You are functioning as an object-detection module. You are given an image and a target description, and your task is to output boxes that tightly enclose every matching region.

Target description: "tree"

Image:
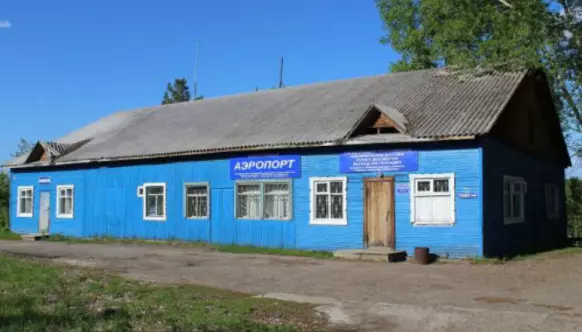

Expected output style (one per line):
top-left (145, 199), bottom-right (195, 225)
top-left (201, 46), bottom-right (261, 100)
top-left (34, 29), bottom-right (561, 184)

top-left (11, 138), bottom-right (33, 158)
top-left (0, 172), bottom-right (8, 232)
top-left (566, 177), bottom-right (582, 237)
top-left (161, 78), bottom-right (200, 105)
top-left (376, 0), bottom-right (582, 153)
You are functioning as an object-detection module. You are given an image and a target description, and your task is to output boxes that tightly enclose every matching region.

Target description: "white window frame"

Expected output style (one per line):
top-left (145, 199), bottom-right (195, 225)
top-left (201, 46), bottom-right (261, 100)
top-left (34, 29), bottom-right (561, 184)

top-left (545, 183), bottom-right (559, 220)
top-left (56, 185), bottom-right (75, 219)
top-left (309, 177), bottom-right (348, 226)
top-left (503, 175), bottom-right (527, 225)
top-left (184, 182), bottom-right (210, 219)
top-left (142, 183), bottom-right (167, 221)
top-left (235, 180), bottom-right (292, 221)
top-left (16, 186), bottom-right (34, 218)
top-left (409, 173), bottom-right (456, 225)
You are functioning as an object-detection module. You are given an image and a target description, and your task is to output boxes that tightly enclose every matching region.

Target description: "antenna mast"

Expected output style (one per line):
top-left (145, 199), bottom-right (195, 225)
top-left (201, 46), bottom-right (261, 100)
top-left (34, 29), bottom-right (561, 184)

top-left (193, 42), bottom-right (200, 99)
top-left (278, 57), bottom-right (284, 89)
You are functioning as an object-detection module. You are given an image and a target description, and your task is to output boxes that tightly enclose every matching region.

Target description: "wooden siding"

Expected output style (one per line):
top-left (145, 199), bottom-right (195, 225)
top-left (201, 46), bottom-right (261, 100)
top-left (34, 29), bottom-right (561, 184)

top-left (11, 145), bottom-right (483, 258)
top-left (482, 137), bottom-right (567, 257)
top-left (490, 75), bottom-right (567, 165)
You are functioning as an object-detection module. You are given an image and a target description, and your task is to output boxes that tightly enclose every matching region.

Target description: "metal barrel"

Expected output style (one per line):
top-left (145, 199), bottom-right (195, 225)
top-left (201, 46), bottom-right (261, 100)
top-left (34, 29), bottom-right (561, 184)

top-left (414, 247), bottom-right (430, 265)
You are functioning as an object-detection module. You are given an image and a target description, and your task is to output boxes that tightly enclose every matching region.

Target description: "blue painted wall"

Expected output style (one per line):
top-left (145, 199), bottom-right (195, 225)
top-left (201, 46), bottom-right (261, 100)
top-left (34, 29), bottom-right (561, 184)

top-left (10, 144), bottom-right (483, 257)
top-left (482, 138), bottom-right (567, 257)
top-left (293, 148), bottom-right (483, 257)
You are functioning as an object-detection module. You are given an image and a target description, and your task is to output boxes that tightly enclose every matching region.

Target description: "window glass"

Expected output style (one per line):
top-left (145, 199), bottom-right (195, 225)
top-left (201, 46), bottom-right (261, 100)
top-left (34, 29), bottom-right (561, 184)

top-left (503, 176), bottom-right (526, 224)
top-left (310, 178), bottom-right (346, 224)
top-left (433, 179), bottom-right (449, 193)
top-left (264, 183), bottom-right (290, 219)
top-left (416, 180), bottom-right (430, 192)
top-left (410, 174), bottom-right (455, 224)
top-left (236, 184), bottom-right (262, 219)
top-left (185, 185), bottom-right (209, 218)
top-left (57, 186), bottom-right (74, 217)
top-left (145, 185), bottom-right (165, 219)
top-left (18, 187), bottom-right (33, 216)
top-left (545, 184), bottom-right (559, 219)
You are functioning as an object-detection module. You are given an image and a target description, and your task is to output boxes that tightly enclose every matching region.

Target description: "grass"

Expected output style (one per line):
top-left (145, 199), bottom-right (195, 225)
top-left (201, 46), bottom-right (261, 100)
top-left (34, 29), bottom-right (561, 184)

top-left (0, 253), bottom-right (328, 331)
top-left (466, 246), bottom-right (582, 264)
top-left (0, 232), bottom-right (22, 240)
top-left (45, 234), bottom-right (335, 259)
top-left (465, 257), bottom-right (507, 265)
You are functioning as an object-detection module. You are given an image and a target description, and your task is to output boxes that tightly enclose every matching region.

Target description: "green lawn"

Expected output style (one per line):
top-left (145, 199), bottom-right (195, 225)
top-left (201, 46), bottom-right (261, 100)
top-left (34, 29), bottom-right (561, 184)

top-left (0, 232), bottom-right (22, 240)
top-left (0, 254), bottom-right (328, 331)
top-left (466, 246), bottom-right (582, 264)
top-left (45, 234), bottom-right (335, 259)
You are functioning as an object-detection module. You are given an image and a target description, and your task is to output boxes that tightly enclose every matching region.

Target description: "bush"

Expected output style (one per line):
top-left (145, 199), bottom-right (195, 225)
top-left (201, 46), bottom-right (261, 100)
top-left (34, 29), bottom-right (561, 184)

top-left (567, 178), bottom-right (582, 238)
top-left (0, 172), bottom-right (8, 232)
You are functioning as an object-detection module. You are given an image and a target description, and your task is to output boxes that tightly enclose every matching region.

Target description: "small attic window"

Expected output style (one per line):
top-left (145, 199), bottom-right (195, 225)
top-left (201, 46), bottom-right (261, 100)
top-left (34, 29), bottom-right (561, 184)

top-left (350, 108), bottom-right (407, 138)
top-left (373, 127), bottom-right (400, 134)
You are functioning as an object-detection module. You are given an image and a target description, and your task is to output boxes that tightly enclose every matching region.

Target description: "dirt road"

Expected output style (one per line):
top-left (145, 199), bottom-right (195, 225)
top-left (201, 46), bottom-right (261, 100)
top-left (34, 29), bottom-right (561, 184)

top-left (1, 240), bottom-right (582, 331)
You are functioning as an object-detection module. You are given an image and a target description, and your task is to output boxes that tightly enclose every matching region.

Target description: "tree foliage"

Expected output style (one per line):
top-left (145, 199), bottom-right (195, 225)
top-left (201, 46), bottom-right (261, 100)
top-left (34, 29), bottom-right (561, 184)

top-left (377, 0), bottom-right (582, 152)
top-left (161, 78), bottom-right (203, 105)
top-left (11, 138), bottom-right (33, 158)
top-left (0, 172), bottom-right (8, 232)
top-left (566, 177), bottom-right (582, 237)
top-left (1, 139), bottom-right (34, 232)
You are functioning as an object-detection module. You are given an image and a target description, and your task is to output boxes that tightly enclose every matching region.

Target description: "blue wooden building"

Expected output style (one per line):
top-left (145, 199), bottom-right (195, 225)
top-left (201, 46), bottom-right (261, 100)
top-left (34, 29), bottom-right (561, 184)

top-left (3, 69), bottom-right (570, 258)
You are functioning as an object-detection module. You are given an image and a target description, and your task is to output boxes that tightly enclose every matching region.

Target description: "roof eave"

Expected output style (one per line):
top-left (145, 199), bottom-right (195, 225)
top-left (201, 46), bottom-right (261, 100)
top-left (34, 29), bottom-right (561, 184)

top-left (9, 135), bottom-right (480, 170)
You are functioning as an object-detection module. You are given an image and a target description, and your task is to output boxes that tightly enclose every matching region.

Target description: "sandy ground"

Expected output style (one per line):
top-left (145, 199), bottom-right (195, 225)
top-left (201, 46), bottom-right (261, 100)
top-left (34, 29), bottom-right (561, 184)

top-left (1, 240), bottom-right (582, 331)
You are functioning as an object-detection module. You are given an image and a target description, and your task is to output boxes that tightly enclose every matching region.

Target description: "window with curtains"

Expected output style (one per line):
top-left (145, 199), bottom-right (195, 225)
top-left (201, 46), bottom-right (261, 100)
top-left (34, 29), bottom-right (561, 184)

top-left (17, 186), bottom-right (34, 217)
top-left (56, 185), bottom-right (74, 218)
top-left (409, 174), bottom-right (455, 225)
top-left (185, 183), bottom-right (209, 218)
top-left (309, 177), bottom-right (347, 225)
top-left (143, 183), bottom-right (166, 221)
top-left (236, 181), bottom-right (291, 220)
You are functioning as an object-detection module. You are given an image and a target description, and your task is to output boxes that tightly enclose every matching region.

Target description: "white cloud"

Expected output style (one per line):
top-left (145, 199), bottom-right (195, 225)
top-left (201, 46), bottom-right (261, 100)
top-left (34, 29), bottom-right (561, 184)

top-left (0, 21), bottom-right (11, 28)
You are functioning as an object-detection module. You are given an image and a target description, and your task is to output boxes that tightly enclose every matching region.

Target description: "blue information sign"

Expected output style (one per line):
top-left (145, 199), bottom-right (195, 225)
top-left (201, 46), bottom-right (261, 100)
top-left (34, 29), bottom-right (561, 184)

top-left (458, 192), bottom-right (478, 199)
top-left (38, 176), bottom-right (51, 184)
top-left (230, 155), bottom-right (301, 180)
top-left (396, 184), bottom-right (410, 194)
top-left (340, 151), bottom-right (418, 173)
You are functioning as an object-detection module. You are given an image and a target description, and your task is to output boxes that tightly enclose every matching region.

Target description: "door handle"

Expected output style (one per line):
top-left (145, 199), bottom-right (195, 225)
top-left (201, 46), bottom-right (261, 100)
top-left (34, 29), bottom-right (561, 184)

top-left (386, 210), bottom-right (391, 222)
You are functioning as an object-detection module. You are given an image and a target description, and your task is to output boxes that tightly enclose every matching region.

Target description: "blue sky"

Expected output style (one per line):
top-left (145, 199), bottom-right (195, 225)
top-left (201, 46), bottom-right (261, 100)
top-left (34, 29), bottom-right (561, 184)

top-left (0, 0), bottom-right (397, 161)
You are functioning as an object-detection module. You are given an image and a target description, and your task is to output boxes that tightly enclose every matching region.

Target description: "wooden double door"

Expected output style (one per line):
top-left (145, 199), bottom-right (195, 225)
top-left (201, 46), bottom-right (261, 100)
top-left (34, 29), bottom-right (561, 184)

top-left (364, 178), bottom-right (395, 248)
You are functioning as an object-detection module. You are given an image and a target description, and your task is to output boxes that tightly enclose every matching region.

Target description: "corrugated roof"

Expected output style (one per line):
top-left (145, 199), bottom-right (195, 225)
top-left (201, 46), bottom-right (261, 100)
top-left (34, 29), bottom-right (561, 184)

top-left (4, 68), bottom-right (529, 168)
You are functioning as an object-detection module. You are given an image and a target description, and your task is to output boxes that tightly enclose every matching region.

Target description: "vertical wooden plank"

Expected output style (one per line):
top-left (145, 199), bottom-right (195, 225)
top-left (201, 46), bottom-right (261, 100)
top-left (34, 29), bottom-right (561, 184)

top-left (364, 178), bottom-right (395, 248)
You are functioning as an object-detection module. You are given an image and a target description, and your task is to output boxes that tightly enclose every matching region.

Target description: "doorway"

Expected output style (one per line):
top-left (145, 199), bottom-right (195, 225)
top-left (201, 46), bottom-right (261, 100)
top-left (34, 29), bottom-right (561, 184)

top-left (39, 192), bottom-right (50, 234)
top-left (364, 178), bottom-right (395, 248)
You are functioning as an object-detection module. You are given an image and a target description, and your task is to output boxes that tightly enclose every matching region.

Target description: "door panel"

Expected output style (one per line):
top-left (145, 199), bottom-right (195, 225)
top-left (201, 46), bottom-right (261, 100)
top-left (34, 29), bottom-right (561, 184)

top-left (365, 179), bottom-right (394, 247)
top-left (39, 192), bottom-right (50, 233)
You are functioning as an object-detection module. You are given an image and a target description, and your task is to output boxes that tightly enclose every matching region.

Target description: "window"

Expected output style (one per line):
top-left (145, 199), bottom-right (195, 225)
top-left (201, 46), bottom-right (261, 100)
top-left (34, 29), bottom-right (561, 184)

top-left (504, 176), bottom-right (527, 224)
top-left (309, 177), bottom-right (347, 225)
top-left (236, 181), bottom-right (290, 220)
top-left (143, 183), bottom-right (166, 221)
top-left (545, 183), bottom-right (559, 219)
top-left (17, 186), bottom-right (34, 217)
top-left (410, 174), bottom-right (455, 225)
top-left (185, 183), bottom-right (209, 219)
top-left (56, 185), bottom-right (74, 218)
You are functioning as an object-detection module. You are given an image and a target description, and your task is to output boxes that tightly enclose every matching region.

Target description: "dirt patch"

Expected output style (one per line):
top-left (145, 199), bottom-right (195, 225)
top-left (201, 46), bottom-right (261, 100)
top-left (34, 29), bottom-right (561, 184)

top-left (531, 303), bottom-right (573, 311)
top-left (266, 257), bottom-right (322, 266)
top-left (473, 296), bottom-right (524, 304)
top-left (143, 253), bottom-right (164, 258)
